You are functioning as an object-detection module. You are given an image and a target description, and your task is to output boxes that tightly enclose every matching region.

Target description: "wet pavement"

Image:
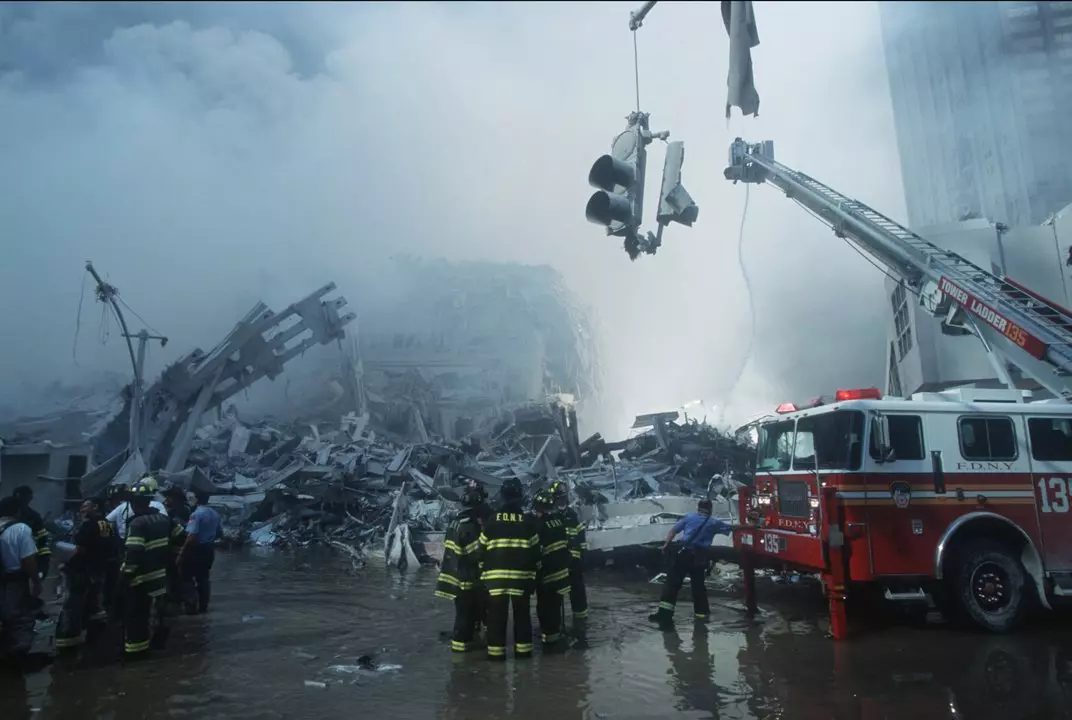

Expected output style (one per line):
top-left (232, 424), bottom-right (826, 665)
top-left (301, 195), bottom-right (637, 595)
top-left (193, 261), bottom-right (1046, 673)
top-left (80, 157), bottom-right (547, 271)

top-left (2, 549), bottom-right (1072, 719)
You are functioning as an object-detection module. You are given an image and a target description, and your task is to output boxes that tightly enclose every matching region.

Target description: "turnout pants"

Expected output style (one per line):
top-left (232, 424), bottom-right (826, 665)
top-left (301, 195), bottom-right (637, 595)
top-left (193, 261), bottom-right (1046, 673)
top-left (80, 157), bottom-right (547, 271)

top-left (654, 548), bottom-right (710, 622)
top-left (569, 562), bottom-right (588, 619)
top-left (485, 593), bottom-right (533, 660)
top-left (0, 574), bottom-right (35, 659)
top-left (123, 588), bottom-right (166, 657)
top-left (536, 586), bottom-right (565, 644)
top-left (451, 591), bottom-right (483, 653)
top-left (55, 573), bottom-right (106, 650)
top-left (182, 545), bottom-right (215, 614)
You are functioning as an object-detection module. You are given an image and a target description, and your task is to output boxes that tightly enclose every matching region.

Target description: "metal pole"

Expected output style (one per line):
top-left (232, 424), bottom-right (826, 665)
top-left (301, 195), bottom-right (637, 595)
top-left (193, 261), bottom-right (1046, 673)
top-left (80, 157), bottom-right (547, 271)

top-left (85, 261), bottom-right (139, 383)
top-left (129, 330), bottom-right (149, 456)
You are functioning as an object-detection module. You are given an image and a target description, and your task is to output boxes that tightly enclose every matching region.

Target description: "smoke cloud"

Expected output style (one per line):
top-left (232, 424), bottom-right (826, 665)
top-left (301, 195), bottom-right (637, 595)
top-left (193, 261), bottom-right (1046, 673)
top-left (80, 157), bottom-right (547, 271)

top-left (0, 1), bottom-right (903, 436)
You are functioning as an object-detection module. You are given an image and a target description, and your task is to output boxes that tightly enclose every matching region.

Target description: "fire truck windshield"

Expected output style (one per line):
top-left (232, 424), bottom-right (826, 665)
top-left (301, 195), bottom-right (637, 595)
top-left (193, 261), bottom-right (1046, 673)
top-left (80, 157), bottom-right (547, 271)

top-left (757, 411), bottom-right (865, 472)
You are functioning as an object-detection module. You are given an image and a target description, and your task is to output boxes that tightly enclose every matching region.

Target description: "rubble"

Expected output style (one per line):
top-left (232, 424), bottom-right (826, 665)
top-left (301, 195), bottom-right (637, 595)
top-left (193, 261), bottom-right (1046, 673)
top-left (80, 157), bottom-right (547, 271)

top-left (178, 398), bottom-right (755, 568)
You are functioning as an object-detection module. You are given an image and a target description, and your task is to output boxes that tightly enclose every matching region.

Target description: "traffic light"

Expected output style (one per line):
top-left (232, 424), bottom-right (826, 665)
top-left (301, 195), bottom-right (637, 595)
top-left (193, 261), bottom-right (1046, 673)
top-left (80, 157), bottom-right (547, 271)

top-left (655, 141), bottom-right (699, 227)
top-left (585, 113), bottom-right (649, 238)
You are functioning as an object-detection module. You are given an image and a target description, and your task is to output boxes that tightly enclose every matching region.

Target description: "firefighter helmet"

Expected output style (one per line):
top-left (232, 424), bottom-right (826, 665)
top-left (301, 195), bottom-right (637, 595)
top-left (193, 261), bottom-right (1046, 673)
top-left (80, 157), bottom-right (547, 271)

top-left (141, 476), bottom-right (159, 493)
top-left (533, 490), bottom-right (554, 510)
top-left (501, 477), bottom-right (523, 502)
top-left (461, 478), bottom-right (487, 507)
top-left (129, 481), bottom-right (155, 498)
top-left (551, 480), bottom-right (568, 504)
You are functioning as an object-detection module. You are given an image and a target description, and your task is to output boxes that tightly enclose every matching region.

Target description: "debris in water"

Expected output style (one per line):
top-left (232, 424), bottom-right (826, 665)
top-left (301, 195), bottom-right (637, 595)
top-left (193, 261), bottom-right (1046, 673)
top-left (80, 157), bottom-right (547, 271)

top-left (303, 680), bottom-right (327, 690)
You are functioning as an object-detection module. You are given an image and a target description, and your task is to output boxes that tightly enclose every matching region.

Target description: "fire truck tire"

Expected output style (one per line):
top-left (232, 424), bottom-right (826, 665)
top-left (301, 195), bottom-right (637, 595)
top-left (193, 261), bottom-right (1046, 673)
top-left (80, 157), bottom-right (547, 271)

top-left (952, 540), bottom-right (1027, 634)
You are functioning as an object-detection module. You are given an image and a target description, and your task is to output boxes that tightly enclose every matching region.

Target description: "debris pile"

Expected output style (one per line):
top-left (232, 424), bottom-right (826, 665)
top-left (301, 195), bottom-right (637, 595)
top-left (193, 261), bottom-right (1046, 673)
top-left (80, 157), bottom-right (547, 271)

top-left (181, 399), bottom-right (755, 566)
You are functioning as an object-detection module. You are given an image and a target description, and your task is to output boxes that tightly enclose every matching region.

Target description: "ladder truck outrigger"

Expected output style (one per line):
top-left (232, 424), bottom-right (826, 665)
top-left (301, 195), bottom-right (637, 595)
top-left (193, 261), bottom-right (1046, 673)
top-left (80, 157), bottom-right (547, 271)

top-left (724, 139), bottom-right (1072, 639)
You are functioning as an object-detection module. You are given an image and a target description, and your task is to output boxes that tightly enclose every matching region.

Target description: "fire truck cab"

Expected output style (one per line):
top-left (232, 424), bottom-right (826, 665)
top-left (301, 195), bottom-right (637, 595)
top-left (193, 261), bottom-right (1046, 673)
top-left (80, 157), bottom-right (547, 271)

top-left (734, 386), bottom-right (1072, 639)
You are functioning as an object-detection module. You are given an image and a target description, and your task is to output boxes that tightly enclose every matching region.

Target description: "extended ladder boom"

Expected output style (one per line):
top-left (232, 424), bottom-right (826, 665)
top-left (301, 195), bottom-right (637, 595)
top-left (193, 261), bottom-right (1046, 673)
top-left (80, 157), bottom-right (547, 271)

top-left (725, 139), bottom-right (1072, 400)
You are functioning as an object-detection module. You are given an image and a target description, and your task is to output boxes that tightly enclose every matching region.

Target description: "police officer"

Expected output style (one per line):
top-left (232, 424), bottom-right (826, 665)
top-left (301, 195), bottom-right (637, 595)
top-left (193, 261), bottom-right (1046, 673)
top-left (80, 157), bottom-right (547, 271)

top-left (533, 489), bottom-right (571, 652)
top-left (477, 478), bottom-right (540, 661)
top-left (55, 499), bottom-right (113, 652)
top-left (551, 481), bottom-right (588, 625)
top-left (11, 487), bottom-right (51, 580)
top-left (119, 481), bottom-right (184, 659)
top-left (649, 498), bottom-right (733, 627)
top-left (435, 479), bottom-right (487, 653)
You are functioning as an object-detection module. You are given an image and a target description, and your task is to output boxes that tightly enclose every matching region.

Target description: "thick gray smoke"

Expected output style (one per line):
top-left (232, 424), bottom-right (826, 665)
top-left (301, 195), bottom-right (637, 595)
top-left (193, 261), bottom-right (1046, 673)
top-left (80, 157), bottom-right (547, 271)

top-left (0, 1), bottom-right (902, 436)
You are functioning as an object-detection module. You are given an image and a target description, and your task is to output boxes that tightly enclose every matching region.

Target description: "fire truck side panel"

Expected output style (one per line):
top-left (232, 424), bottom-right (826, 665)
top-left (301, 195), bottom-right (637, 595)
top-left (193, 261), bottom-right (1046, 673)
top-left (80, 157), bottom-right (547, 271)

top-left (862, 410), bottom-right (1042, 577)
top-left (1024, 414), bottom-right (1072, 572)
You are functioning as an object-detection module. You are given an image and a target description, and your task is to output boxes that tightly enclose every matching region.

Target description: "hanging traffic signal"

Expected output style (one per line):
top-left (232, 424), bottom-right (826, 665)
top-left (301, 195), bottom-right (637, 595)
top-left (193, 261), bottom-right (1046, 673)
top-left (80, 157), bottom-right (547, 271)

top-left (655, 141), bottom-right (699, 227)
top-left (585, 113), bottom-right (650, 238)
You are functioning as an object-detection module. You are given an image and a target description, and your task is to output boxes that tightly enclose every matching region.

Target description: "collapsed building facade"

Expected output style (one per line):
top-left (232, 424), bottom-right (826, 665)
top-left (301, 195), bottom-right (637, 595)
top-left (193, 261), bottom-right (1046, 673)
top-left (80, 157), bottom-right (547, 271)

top-left (0, 257), bottom-right (755, 567)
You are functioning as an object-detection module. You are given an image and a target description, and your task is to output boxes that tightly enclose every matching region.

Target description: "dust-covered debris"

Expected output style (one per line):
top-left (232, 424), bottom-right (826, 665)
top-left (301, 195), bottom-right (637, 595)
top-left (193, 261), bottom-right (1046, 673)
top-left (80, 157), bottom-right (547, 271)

top-left (178, 396), bottom-right (754, 566)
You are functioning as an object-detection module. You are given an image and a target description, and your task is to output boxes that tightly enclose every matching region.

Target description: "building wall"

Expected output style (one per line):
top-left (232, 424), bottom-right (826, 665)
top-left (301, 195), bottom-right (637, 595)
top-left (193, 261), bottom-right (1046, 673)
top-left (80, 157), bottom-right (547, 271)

top-left (879, 1), bottom-right (1072, 228)
top-left (0, 443), bottom-right (92, 519)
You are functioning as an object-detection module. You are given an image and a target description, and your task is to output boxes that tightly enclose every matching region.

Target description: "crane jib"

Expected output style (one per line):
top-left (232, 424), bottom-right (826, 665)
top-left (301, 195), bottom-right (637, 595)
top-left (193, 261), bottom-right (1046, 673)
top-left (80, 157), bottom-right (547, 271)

top-left (937, 276), bottom-right (1047, 360)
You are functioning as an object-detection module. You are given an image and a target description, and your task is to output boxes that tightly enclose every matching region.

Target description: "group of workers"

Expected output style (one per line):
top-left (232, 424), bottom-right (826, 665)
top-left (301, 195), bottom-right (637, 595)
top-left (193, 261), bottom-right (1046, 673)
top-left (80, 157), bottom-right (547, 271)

top-left (436, 477), bottom-right (588, 660)
top-left (437, 477), bottom-right (734, 661)
top-left (0, 477), bottom-right (221, 672)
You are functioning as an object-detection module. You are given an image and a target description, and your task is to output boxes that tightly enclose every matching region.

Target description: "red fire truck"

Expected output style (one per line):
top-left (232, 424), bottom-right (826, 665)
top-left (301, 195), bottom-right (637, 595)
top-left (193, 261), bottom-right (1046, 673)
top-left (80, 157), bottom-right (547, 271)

top-left (718, 139), bottom-right (1072, 638)
top-left (734, 385), bottom-right (1072, 638)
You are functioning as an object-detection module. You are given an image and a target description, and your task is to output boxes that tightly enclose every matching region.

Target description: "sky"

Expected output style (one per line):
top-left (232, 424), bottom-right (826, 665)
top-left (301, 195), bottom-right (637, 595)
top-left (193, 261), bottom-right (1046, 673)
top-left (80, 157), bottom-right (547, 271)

top-left (0, 1), bottom-right (905, 437)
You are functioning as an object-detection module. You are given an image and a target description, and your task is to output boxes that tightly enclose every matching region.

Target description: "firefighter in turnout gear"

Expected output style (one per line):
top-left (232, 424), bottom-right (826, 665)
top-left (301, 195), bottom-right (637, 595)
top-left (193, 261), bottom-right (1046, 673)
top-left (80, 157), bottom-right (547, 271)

top-left (533, 490), bottom-right (571, 651)
top-left (12, 487), bottom-right (51, 580)
top-left (119, 481), bottom-right (184, 658)
top-left (435, 479), bottom-right (487, 653)
top-left (551, 481), bottom-right (588, 624)
top-left (55, 499), bottom-right (113, 651)
top-left (477, 477), bottom-right (540, 661)
top-left (649, 498), bottom-right (732, 628)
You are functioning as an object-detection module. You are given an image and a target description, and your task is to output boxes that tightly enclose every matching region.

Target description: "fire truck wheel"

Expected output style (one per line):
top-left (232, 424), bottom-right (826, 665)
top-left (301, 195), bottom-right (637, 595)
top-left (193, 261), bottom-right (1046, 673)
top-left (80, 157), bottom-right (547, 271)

top-left (953, 540), bottom-right (1026, 634)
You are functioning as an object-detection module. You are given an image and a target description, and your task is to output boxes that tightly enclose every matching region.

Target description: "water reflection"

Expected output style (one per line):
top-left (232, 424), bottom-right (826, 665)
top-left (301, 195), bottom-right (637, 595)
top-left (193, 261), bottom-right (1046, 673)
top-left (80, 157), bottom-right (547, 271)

top-left (2, 553), bottom-right (1072, 720)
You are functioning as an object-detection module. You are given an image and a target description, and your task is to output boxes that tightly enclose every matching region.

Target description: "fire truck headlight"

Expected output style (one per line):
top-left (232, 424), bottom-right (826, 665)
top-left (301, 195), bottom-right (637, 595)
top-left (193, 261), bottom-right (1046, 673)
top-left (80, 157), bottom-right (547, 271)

top-left (757, 495), bottom-right (772, 506)
top-left (809, 497), bottom-right (820, 509)
top-left (808, 523), bottom-right (817, 536)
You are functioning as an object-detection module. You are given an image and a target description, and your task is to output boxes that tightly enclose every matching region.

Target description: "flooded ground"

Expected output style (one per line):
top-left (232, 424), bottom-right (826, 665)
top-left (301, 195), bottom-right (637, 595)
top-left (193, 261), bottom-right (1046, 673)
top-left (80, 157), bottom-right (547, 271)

top-left (2, 548), bottom-right (1072, 719)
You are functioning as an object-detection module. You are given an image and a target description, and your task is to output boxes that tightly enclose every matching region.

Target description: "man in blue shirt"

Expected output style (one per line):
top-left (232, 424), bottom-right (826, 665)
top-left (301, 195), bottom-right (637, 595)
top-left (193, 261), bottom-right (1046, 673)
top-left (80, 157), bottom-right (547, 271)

top-left (649, 498), bottom-right (733, 628)
top-left (178, 492), bottom-right (220, 615)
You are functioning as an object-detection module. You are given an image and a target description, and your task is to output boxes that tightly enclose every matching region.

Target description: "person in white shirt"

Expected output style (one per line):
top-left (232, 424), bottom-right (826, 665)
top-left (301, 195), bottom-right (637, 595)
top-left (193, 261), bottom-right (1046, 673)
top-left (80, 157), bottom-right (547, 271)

top-left (1, 495), bottom-right (41, 664)
top-left (106, 480), bottom-right (167, 540)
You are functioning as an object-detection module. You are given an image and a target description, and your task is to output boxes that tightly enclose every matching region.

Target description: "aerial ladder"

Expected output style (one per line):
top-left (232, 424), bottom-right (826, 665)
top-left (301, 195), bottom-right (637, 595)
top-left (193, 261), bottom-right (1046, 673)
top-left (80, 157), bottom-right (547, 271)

top-left (725, 139), bottom-right (1072, 402)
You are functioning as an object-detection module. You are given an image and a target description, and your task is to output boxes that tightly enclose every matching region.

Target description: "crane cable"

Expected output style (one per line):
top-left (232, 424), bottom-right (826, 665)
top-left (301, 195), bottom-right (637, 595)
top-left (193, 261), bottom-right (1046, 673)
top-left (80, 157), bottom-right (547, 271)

top-left (721, 183), bottom-right (756, 420)
top-left (632, 28), bottom-right (642, 113)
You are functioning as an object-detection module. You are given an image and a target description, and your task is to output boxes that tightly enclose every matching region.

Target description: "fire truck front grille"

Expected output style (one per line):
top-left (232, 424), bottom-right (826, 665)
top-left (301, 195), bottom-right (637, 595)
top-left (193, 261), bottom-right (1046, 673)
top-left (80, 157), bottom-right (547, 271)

top-left (777, 480), bottom-right (810, 519)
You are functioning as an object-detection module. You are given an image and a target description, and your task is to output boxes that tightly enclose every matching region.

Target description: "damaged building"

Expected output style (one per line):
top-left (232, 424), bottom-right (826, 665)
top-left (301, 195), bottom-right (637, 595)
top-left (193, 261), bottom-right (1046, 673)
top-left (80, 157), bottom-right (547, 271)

top-left (1, 257), bottom-right (754, 568)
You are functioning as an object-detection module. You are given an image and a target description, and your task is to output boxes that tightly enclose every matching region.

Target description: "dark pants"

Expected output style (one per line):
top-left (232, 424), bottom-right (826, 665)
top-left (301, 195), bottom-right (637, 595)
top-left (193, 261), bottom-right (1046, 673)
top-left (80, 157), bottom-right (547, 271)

top-left (451, 592), bottom-right (482, 652)
top-left (569, 562), bottom-right (588, 618)
top-left (181, 545), bottom-right (214, 614)
top-left (123, 589), bottom-right (165, 656)
top-left (536, 586), bottom-right (564, 644)
top-left (0, 574), bottom-right (35, 659)
top-left (654, 548), bottom-right (710, 622)
top-left (104, 561), bottom-right (122, 620)
top-left (485, 593), bottom-right (533, 660)
top-left (55, 573), bottom-right (105, 650)
top-left (36, 554), bottom-right (50, 580)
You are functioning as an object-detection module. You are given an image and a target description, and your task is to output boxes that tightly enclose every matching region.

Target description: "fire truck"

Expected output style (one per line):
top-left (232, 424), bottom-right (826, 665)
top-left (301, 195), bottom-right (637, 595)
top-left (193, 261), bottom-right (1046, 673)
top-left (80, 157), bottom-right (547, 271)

top-left (724, 139), bottom-right (1072, 638)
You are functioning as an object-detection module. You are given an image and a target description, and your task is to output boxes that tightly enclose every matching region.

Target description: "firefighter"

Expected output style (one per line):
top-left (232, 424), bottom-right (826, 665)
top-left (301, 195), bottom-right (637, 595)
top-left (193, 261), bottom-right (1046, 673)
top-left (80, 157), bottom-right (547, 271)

top-left (162, 487), bottom-right (190, 610)
top-left (476, 477), bottom-right (541, 661)
top-left (101, 485), bottom-right (125, 618)
top-left (55, 499), bottom-right (112, 652)
top-left (119, 481), bottom-right (184, 659)
top-left (551, 481), bottom-right (588, 625)
top-left (532, 489), bottom-right (572, 651)
top-left (435, 479), bottom-right (487, 653)
top-left (0, 496), bottom-right (42, 671)
top-left (649, 498), bottom-right (733, 627)
top-left (11, 487), bottom-right (51, 580)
